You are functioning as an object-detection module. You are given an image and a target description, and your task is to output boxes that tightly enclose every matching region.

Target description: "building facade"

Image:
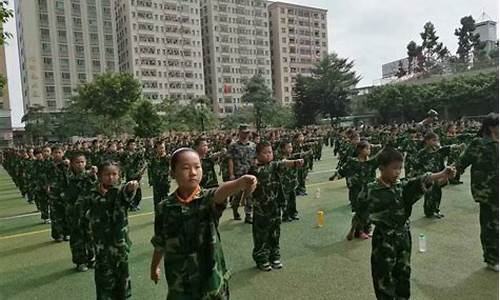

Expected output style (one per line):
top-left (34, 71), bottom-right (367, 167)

top-left (0, 43), bottom-right (12, 147)
top-left (268, 2), bottom-right (328, 105)
top-left (201, 0), bottom-right (272, 116)
top-left (114, 0), bottom-right (205, 103)
top-left (15, 0), bottom-right (119, 112)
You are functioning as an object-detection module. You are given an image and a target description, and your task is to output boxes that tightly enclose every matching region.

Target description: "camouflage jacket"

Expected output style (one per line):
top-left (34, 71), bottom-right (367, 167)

top-left (86, 184), bottom-right (135, 256)
top-left (228, 141), bottom-right (255, 177)
top-left (151, 188), bottom-right (229, 299)
top-left (121, 150), bottom-right (146, 180)
top-left (201, 156), bottom-right (219, 188)
top-left (48, 160), bottom-right (70, 196)
top-left (359, 174), bottom-right (432, 230)
top-left (148, 154), bottom-right (170, 186)
top-left (416, 146), bottom-right (451, 174)
top-left (338, 155), bottom-right (379, 189)
top-left (455, 136), bottom-right (499, 204)
top-left (249, 161), bottom-right (287, 216)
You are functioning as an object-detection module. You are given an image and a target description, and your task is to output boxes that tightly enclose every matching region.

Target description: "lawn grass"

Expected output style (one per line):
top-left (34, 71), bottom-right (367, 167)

top-left (0, 148), bottom-right (497, 300)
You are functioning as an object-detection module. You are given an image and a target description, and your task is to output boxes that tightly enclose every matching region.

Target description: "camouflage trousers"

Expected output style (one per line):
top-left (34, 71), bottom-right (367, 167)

top-left (479, 201), bottom-right (499, 265)
top-left (49, 194), bottom-right (69, 239)
top-left (371, 226), bottom-right (412, 300)
top-left (166, 282), bottom-right (230, 300)
top-left (423, 183), bottom-right (442, 217)
top-left (152, 182), bottom-right (170, 214)
top-left (230, 190), bottom-right (252, 217)
top-left (282, 186), bottom-right (298, 219)
top-left (296, 167), bottom-right (308, 194)
top-left (350, 185), bottom-right (370, 233)
top-left (66, 206), bottom-right (95, 265)
top-left (127, 178), bottom-right (142, 208)
top-left (95, 250), bottom-right (131, 300)
top-left (34, 190), bottom-right (50, 220)
top-left (252, 214), bottom-right (281, 265)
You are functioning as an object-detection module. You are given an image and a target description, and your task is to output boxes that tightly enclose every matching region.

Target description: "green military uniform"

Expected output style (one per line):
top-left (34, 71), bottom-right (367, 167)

top-left (249, 161), bottom-right (287, 265)
top-left (151, 188), bottom-right (230, 300)
top-left (201, 155), bottom-right (219, 189)
top-left (280, 154), bottom-right (300, 221)
top-left (34, 159), bottom-right (51, 222)
top-left (338, 153), bottom-right (380, 231)
top-left (227, 140), bottom-right (255, 219)
top-left (48, 160), bottom-right (70, 240)
top-left (86, 184), bottom-right (135, 300)
top-left (398, 137), bottom-right (422, 178)
top-left (292, 142), bottom-right (313, 195)
top-left (455, 136), bottom-right (499, 266)
top-left (148, 153), bottom-right (171, 211)
top-left (121, 150), bottom-right (145, 209)
top-left (359, 174), bottom-right (433, 300)
top-left (65, 169), bottom-right (96, 266)
top-left (440, 134), bottom-right (463, 184)
top-left (416, 146), bottom-right (451, 217)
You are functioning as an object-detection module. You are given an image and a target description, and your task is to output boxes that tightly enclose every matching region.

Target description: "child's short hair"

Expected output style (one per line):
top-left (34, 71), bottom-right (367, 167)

top-left (51, 144), bottom-right (64, 151)
top-left (170, 148), bottom-right (198, 171)
top-left (69, 152), bottom-right (86, 162)
top-left (356, 140), bottom-right (370, 152)
top-left (34, 149), bottom-right (42, 155)
top-left (256, 141), bottom-right (272, 154)
top-left (126, 139), bottom-right (136, 146)
top-left (97, 160), bottom-right (121, 177)
top-left (193, 136), bottom-right (207, 147)
top-left (378, 148), bottom-right (404, 167)
top-left (280, 140), bottom-right (291, 149)
top-left (424, 132), bottom-right (438, 141)
top-left (154, 140), bottom-right (164, 148)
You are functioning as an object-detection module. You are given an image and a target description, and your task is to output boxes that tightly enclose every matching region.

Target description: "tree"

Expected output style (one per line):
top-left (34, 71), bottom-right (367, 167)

top-left (366, 72), bottom-right (498, 122)
top-left (72, 72), bottom-right (142, 135)
top-left (241, 74), bottom-right (273, 131)
top-left (0, 1), bottom-right (13, 91)
top-left (419, 22), bottom-right (449, 73)
top-left (406, 40), bottom-right (424, 74)
top-left (132, 99), bottom-right (163, 138)
top-left (21, 104), bottom-right (52, 143)
top-left (396, 61), bottom-right (407, 78)
top-left (293, 74), bottom-right (319, 126)
top-left (454, 16), bottom-right (481, 65)
top-left (311, 53), bottom-right (361, 125)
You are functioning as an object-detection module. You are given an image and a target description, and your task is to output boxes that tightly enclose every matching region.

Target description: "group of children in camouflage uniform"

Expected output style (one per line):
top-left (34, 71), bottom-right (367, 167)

top-left (1, 114), bottom-right (498, 300)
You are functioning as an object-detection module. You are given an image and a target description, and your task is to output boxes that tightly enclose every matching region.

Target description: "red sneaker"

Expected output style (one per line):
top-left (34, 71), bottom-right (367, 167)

top-left (359, 232), bottom-right (371, 239)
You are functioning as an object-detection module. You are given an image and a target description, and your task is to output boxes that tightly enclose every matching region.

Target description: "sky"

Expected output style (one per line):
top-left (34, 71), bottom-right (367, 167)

top-left (4, 0), bottom-right (499, 127)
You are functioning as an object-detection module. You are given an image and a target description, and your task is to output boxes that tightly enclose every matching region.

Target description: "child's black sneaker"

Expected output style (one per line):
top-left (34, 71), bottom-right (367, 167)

top-left (257, 263), bottom-right (272, 272)
top-left (271, 260), bottom-right (283, 269)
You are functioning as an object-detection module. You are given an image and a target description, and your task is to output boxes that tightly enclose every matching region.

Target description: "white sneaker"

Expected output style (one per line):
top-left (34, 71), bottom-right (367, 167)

top-left (271, 260), bottom-right (283, 269)
top-left (77, 264), bottom-right (89, 272)
top-left (487, 263), bottom-right (499, 272)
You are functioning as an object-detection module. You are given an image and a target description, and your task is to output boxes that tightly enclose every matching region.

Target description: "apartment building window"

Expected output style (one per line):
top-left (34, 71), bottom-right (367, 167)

top-left (55, 1), bottom-right (64, 11)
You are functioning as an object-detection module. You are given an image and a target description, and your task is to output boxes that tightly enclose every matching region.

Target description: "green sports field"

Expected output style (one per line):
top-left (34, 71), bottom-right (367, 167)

top-left (0, 149), bottom-right (498, 300)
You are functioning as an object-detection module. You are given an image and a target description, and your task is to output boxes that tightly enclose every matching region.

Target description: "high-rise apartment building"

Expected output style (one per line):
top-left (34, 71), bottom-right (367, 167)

top-left (201, 0), bottom-right (272, 116)
top-left (0, 42), bottom-right (12, 147)
top-left (15, 0), bottom-right (119, 112)
top-left (114, 0), bottom-right (205, 103)
top-left (268, 2), bottom-right (328, 105)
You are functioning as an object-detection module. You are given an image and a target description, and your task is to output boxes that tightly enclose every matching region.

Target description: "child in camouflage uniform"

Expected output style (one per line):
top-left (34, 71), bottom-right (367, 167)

top-left (150, 148), bottom-right (256, 299)
top-left (336, 141), bottom-right (384, 240)
top-left (359, 148), bottom-right (455, 300)
top-left (455, 113), bottom-right (499, 271)
top-left (147, 140), bottom-right (171, 213)
top-left (416, 132), bottom-right (463, 218)
top-left (249, 141), bottom-right (304, 271)
top-left (64, 152), bottom-right (97, 272)
top-left (48, 145), bottom-right (70, 242)
top-left (86, 161), bottom-right (139, 299)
